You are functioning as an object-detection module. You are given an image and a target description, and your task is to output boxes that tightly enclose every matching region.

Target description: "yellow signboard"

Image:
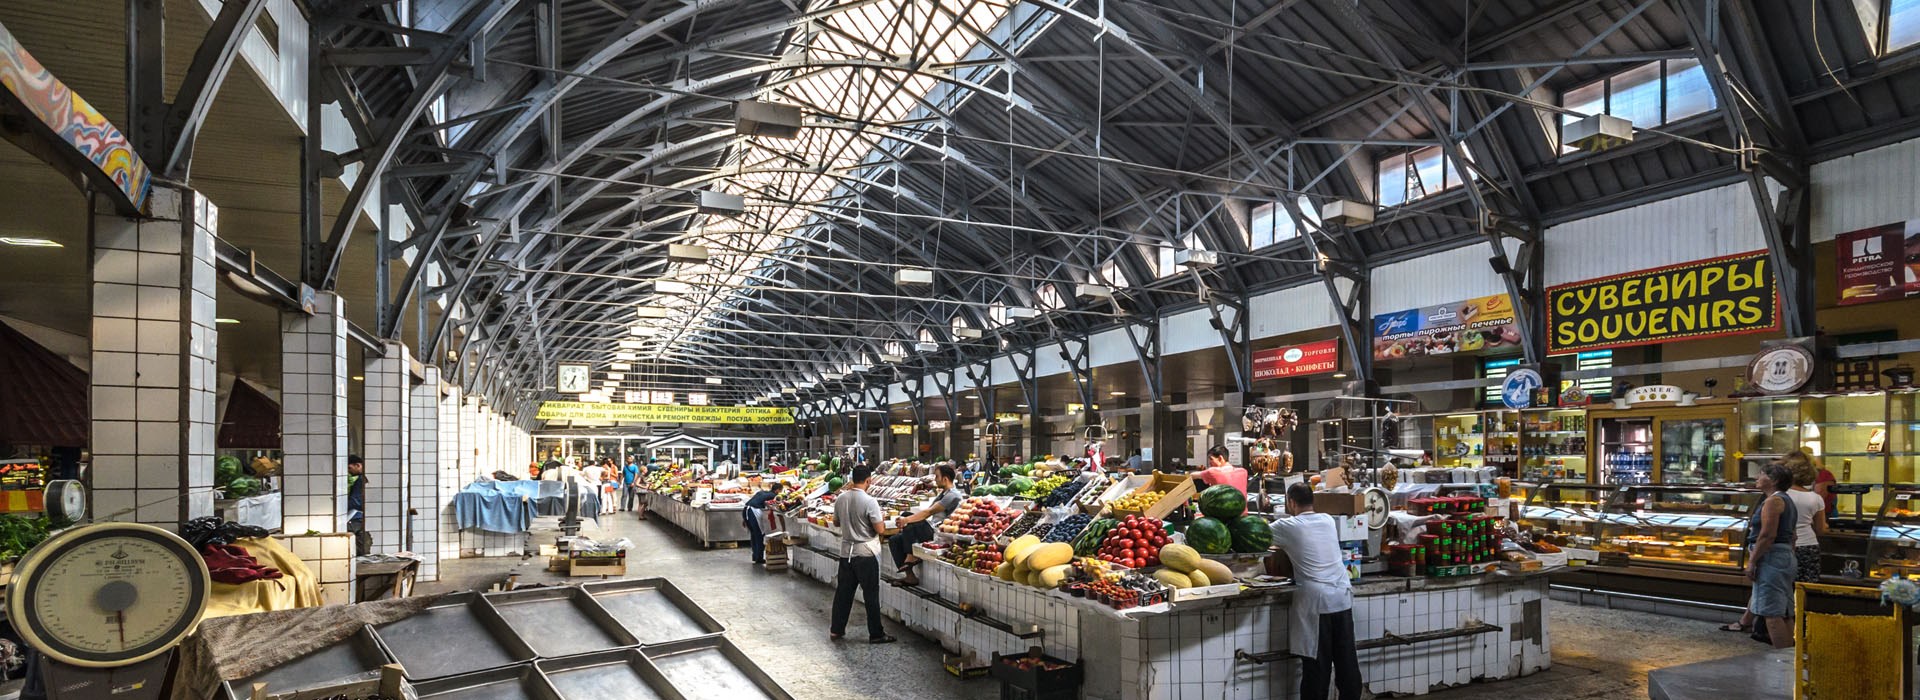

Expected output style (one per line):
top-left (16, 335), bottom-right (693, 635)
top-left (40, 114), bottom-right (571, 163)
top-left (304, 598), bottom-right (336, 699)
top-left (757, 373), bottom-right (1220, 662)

top-left (535, 401), bottom-right (794, 424)
top-left (890, 424), bottom-right (915, 435)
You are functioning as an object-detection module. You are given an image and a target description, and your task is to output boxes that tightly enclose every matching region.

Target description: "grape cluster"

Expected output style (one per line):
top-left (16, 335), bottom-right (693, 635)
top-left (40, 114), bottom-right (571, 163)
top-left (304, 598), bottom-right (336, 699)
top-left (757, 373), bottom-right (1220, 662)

top-left (1042, 513), bottom-right (1093, 543)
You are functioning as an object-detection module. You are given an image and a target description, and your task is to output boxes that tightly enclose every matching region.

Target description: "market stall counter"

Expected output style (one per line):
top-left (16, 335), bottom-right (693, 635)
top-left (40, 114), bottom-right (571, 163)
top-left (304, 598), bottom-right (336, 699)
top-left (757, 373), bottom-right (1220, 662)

top-left (648, 490), bottom-right (751, 547)
top-left (781, 516), bottom-right (1551, 699)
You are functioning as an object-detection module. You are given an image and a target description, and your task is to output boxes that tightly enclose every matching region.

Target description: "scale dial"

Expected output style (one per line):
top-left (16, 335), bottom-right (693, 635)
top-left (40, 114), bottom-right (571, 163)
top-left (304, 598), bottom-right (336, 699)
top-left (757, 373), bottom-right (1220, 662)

top-left (10, 523), bottom-right (208, 668)
top-left (1362, 487), bottom-right (1392, 530)
top-left (46, 480), bottom-right (85, 522)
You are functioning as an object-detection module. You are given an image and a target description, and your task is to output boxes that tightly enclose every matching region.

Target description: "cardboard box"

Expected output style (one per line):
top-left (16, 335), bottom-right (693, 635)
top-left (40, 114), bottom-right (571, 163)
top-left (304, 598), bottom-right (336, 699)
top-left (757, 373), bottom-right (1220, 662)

top-left (1314, 492), bottom-right (1368, 516)
top-left (1107, 473), bottom-right (1197, 521)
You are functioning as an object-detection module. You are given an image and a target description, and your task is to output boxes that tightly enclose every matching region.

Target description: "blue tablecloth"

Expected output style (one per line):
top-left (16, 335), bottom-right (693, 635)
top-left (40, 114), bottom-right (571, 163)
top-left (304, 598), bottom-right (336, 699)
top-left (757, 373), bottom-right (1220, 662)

top-left (453, 480), bottom-right (600, 534)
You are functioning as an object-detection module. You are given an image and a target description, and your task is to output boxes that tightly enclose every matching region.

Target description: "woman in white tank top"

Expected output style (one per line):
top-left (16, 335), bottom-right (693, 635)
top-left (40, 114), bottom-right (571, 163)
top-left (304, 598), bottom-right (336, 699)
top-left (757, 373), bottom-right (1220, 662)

top-left (1782, 451), bottom-right (1829, 583)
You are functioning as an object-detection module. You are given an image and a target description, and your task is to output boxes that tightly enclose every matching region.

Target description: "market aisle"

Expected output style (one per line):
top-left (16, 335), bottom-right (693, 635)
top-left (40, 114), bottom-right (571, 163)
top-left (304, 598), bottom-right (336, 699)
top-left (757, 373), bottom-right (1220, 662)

top-left (422, 513), bottom-right (997, 700)
top-left (422, 512), bottom-right (1762, 700)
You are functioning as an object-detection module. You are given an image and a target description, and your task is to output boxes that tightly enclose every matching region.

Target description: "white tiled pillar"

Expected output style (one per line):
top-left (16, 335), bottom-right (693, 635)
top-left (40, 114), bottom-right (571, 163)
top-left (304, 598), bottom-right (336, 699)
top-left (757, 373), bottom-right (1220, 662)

top-left (280, 291), bottom-right (349, 534)
top-left (409, 366), bottom-right (441, 580)
top-left (361, 341), bottom-right (410, 552)
top-left (88, 185), bottom-right (219, 528)
top-left (436, 384), bottom-right (462, 566)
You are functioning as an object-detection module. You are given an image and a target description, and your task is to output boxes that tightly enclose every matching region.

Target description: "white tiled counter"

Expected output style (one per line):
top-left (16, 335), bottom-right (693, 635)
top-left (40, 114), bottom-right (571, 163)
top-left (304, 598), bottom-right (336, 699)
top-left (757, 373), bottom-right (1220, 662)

top-left (783, 533), bottom-right (1552, 699)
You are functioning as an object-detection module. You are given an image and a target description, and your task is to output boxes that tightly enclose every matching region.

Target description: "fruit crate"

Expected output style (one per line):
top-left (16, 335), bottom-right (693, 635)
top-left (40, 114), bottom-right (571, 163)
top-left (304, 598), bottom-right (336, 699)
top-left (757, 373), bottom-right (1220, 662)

top-left (990, 650), bottom-right (1083, 698)
top-left (1103, 473), bottom-right (1196, 521)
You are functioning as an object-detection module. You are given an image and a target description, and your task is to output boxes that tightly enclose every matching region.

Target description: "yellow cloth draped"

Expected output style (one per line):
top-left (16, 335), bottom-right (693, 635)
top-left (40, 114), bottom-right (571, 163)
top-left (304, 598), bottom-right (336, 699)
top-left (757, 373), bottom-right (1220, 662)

top-left (204, 537), bottom-right (323, 619)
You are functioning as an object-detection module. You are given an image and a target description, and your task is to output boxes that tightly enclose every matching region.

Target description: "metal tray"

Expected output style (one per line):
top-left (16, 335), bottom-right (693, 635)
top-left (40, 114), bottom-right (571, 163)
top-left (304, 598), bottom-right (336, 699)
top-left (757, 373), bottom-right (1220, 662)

top-left (223, 627), bottom-right (391, 699)
top-left (485, 586), bottom-right (638, 658)
top-left (642, 636), bottom-right (793, 700)
top-left (535, 649), bottom-right (683, 700)
top-left (582, 578), bottom-right (725, 646)
top-left (374, 592), bottom-right (537, 680)
top-left (412, 664), bottom-right (559, 700)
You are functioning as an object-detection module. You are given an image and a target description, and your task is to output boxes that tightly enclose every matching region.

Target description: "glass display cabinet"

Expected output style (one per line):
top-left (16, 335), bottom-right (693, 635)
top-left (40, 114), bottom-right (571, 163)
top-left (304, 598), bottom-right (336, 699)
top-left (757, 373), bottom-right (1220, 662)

top-left (1737, 396), bottom-right (1803, 460)
top-left (1867, 486), bottom-right (1920, 580)
top-left (1314, 417), bottom-right (1377, 470)
top-left (1519, 408), bottom-right (1590, 483)
top-left (1428, 410), bottom-right (1520, 474)
top-left (1520, 484), bottom-right (1762, 573)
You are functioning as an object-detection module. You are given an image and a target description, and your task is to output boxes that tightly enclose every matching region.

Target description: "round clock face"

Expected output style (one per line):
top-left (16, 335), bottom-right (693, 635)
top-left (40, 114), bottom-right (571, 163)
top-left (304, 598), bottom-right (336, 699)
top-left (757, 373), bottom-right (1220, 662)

top-left (1749, 346), bottom-right (1814, 394)
top-left (11, 524), bottom-right (208, 667)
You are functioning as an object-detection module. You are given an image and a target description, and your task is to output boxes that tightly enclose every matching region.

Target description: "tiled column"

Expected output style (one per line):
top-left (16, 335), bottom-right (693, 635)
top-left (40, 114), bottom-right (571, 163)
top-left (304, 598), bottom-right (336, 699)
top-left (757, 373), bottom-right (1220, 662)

top-left (436, 384), bottom-right (462, 565)
top-left (361, 341), bottom-right (410, 552)
top-left (281, 291), bottom-right (349, 534)
top-left (409, 366), bottom-right (441, 580)
top-left (88, 185), bottom-right (219, 528)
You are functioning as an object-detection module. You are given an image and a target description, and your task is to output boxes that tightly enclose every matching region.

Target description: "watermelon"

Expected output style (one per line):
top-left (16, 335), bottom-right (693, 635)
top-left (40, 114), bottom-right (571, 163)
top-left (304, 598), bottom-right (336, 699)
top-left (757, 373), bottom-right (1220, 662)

top-left (1186, 517), bottom-right (1232, 554)
top-left (827, 477), bottom-right (846, 492)
top-left (1198, 484), bottom-right (1246, 520)
top-left (999, 466), bottom-right (1018, 478)
top-left (1230, 514), bottom-right (1274, 553)
top-left (215, 456), bottom-right (244, 484)
top-left (1008, 476), bottom-right (1034, 494)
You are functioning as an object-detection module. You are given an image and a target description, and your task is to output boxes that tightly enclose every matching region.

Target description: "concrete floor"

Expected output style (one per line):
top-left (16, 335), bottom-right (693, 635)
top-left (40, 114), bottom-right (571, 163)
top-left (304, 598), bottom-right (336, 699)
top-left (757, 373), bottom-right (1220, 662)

top-left (421, 513), bottom-right (1763, 699)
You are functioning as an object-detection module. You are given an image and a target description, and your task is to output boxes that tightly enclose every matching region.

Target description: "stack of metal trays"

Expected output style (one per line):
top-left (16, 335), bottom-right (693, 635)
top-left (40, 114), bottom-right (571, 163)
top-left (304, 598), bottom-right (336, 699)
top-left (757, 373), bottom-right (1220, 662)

top-left (537, 649), bottom-right (680, 700)
top-left (644, 636), bottom-right (794, 700)
top-left (222, 627), bottom-right (392, 699)
top-left (374, 592), bottom-right (538, 680)
top-left (580, 578), bottom-right (725, 646)
top-left (486, 586), bottom-right (638, 658)
top-left (412, 665), bottom-right (560, 700)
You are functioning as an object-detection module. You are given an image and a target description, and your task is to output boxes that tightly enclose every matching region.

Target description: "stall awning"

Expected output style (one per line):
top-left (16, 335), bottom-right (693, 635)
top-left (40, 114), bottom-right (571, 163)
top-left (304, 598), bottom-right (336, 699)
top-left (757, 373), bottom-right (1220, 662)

top-left (218, 379), bottom-right (281, 449)
top-left (0, 321), bottom-right (87, 447)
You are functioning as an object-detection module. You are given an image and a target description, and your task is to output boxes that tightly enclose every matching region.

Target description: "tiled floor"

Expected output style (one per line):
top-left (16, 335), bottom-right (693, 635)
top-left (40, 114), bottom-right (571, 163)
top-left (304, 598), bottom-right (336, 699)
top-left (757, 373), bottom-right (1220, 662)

top-left (422, 513), bottom-right (1759, 699)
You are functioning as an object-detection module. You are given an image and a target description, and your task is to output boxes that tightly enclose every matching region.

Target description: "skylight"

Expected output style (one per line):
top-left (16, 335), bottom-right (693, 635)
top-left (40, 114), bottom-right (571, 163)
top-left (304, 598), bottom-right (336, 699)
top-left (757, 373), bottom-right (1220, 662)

top-left (633, 0), bottom-right (1030, 364)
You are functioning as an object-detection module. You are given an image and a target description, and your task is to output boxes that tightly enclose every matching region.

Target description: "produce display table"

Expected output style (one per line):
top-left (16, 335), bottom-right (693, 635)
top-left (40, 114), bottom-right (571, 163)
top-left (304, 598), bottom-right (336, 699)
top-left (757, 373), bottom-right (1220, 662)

top-left (784, 526), bottom-right (1551, 699)
top-left (648, 492), bottom-right (751, 547)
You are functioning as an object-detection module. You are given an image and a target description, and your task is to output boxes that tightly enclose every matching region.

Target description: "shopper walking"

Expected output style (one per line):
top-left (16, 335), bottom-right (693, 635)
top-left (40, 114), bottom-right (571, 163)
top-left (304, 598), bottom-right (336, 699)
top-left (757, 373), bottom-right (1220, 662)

top-left (346, 455), bottom-right (371, 556)
top-left (889, 463), bottom-right (962, 586)
top-left (829, 467), bottom-right (896, 644)
top-left (1782, 450), bottom-right (1830, 583)
top-left (743, 482), bottom-right (785, 564)
top-left (1744, 463), bottom-right (1799, 648)
top-left (1269, 483), bottom-right (1362, 700)
top-left (621, 457), bottom-right (643, 511)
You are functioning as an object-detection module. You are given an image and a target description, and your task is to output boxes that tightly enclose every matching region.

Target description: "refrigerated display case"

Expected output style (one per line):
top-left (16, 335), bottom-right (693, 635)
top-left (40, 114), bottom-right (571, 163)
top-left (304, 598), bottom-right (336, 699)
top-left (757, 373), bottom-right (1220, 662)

top-left (1588, 403), bottom-right (1736, 486)
top-left (1520, 484), bottom-right (1762, 574)
top-left (1429, 410), bottom-right (1520, 474)
top-left (1806, 392), bottom-right (1895, 518)
top-left (1737, 395), bottom-right (1803, 460)
top-left (1519, 408), bottom-right (1589, 483)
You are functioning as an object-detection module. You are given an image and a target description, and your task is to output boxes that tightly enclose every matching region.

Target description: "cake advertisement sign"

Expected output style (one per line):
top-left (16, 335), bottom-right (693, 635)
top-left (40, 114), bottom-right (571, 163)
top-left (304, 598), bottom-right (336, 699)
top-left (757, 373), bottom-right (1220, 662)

top-left (1835, 220), bottom-right (1920, 306)
top-left (1371, 294), bottom-right (1520, 361)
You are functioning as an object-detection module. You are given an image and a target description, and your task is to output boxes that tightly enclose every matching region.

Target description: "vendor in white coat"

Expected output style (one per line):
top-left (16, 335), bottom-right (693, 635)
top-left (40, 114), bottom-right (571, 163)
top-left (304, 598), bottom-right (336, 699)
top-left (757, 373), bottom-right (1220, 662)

top-left (1269, 483), bottom-right (1363, 700)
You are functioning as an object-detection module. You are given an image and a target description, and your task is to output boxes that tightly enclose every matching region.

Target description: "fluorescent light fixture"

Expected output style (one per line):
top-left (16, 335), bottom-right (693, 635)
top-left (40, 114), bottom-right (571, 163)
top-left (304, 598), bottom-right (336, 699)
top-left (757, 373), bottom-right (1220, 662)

top-left (351, 376), bottom-right (365, 381)
top-left (610, 362), bottom-right (631, 371)
top-left (914, 341), bottom-right (940, 352)
top-left (1109, 391), bottom-right (1127, 397)
top-left (1004, 307), bottom-right (1039, 320)
top-left (0, 237), bottom-right (62, 248)
top-left (848, 363), bottom-right (870, 372)
top-left (1176, 248), bottom-right (1219, 268)
top-left (614, 351), bottom-right (639, 361)
top-left (605, 373), bottom-right (625, 380)
top-left (697, 190), bottom-right (745, 215)
top-left (952, 327), bottom-right (982, 340)
top-left (879, 352), bottom-right (906, 363)
top-left (781, 386), bottom-right (798, 394)
top-left (1078, 283), bottom-right (1113, 300)
top-left (618, 340), bottom-right (645, 350)
top-left (215, 318), bottom-right (240, 324)
top-left (705, 377), bottom-right (723, 385)
top-left (894, 268), bottom-right (934, 285)
top-left (1564, 113), bottom-right (1633, 152)
top-left (1320, 199), bottom-right (1375, 226)
top-left (654, 280), bottom-right (693, 295)
top-left (1331, 372), bottom-right (1349, 379)
top-left (630, 324), bottom-right (664, 337)
top-left (1016, 404), bottom-right (1029, 409)
top-left (635, 305), bottom-right (671, 319)
top-left (735, 100), bottom-right (803, 139)
top-left (822, 371), bottom-right (846, 380)
top-left (668, 244), bottom-right (711, 264)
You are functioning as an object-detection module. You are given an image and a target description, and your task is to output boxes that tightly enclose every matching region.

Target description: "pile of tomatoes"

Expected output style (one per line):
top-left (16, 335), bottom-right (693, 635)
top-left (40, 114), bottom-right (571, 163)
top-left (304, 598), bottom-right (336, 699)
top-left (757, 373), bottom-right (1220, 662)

top-left (1093, 515), bottom-right (1170, 569)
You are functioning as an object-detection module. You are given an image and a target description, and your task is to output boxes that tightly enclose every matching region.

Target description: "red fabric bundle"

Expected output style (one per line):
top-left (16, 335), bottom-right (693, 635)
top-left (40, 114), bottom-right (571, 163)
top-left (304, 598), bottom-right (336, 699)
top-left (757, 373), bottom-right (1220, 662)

top-left (202, 544), bottom-right (284, 584)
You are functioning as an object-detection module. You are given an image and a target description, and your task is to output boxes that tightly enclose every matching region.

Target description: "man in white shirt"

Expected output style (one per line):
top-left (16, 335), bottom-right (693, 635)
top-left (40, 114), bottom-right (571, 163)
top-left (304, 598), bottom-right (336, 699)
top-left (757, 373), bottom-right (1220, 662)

top-left (829, 467), bottom-right (896, 644)
top-left (1269, 483), bottom-right (1362, 700)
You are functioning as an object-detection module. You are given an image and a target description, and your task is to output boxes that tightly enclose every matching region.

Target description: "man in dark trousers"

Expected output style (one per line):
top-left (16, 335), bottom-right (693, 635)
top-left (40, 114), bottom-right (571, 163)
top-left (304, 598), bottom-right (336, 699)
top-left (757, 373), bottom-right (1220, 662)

top-left (743, 482), bottom-right (785, 564)
top-left (1269, 483), bottom-right (1362, 699)
top-left (829, 467), bottom-right (895, 643)
top-left (347, 454), bottom-right (371, 556)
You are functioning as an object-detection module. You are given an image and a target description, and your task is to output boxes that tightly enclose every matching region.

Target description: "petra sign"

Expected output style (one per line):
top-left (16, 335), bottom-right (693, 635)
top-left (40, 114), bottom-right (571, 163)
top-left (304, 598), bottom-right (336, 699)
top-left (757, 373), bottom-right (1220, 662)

top-left (1547, 251), bottom-right (1778, 354)
top-left (1835, 221), bottom-right (1920, 306)
top-left (1253, 339), bottom-right (1340, 379)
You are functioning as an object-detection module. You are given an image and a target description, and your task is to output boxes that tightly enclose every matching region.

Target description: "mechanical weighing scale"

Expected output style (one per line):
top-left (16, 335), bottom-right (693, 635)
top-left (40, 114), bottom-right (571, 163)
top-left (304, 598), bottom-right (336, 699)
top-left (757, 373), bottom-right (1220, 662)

top-left (10, 521), bottom-right (210, 700)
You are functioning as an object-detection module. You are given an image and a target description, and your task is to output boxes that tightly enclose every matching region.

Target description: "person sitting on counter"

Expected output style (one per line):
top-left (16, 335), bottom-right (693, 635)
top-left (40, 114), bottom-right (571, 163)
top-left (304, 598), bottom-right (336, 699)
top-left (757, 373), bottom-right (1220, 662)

top-left (1270, 482), bottom-right (1363, 700)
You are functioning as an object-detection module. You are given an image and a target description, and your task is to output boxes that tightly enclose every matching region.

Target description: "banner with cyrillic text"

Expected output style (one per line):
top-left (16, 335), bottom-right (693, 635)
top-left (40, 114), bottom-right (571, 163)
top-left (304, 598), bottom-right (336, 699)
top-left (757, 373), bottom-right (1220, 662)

top-left (535, 401), bottom-right (794, 424)
top-left (1547, 250), bottom-right (1778, 354)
